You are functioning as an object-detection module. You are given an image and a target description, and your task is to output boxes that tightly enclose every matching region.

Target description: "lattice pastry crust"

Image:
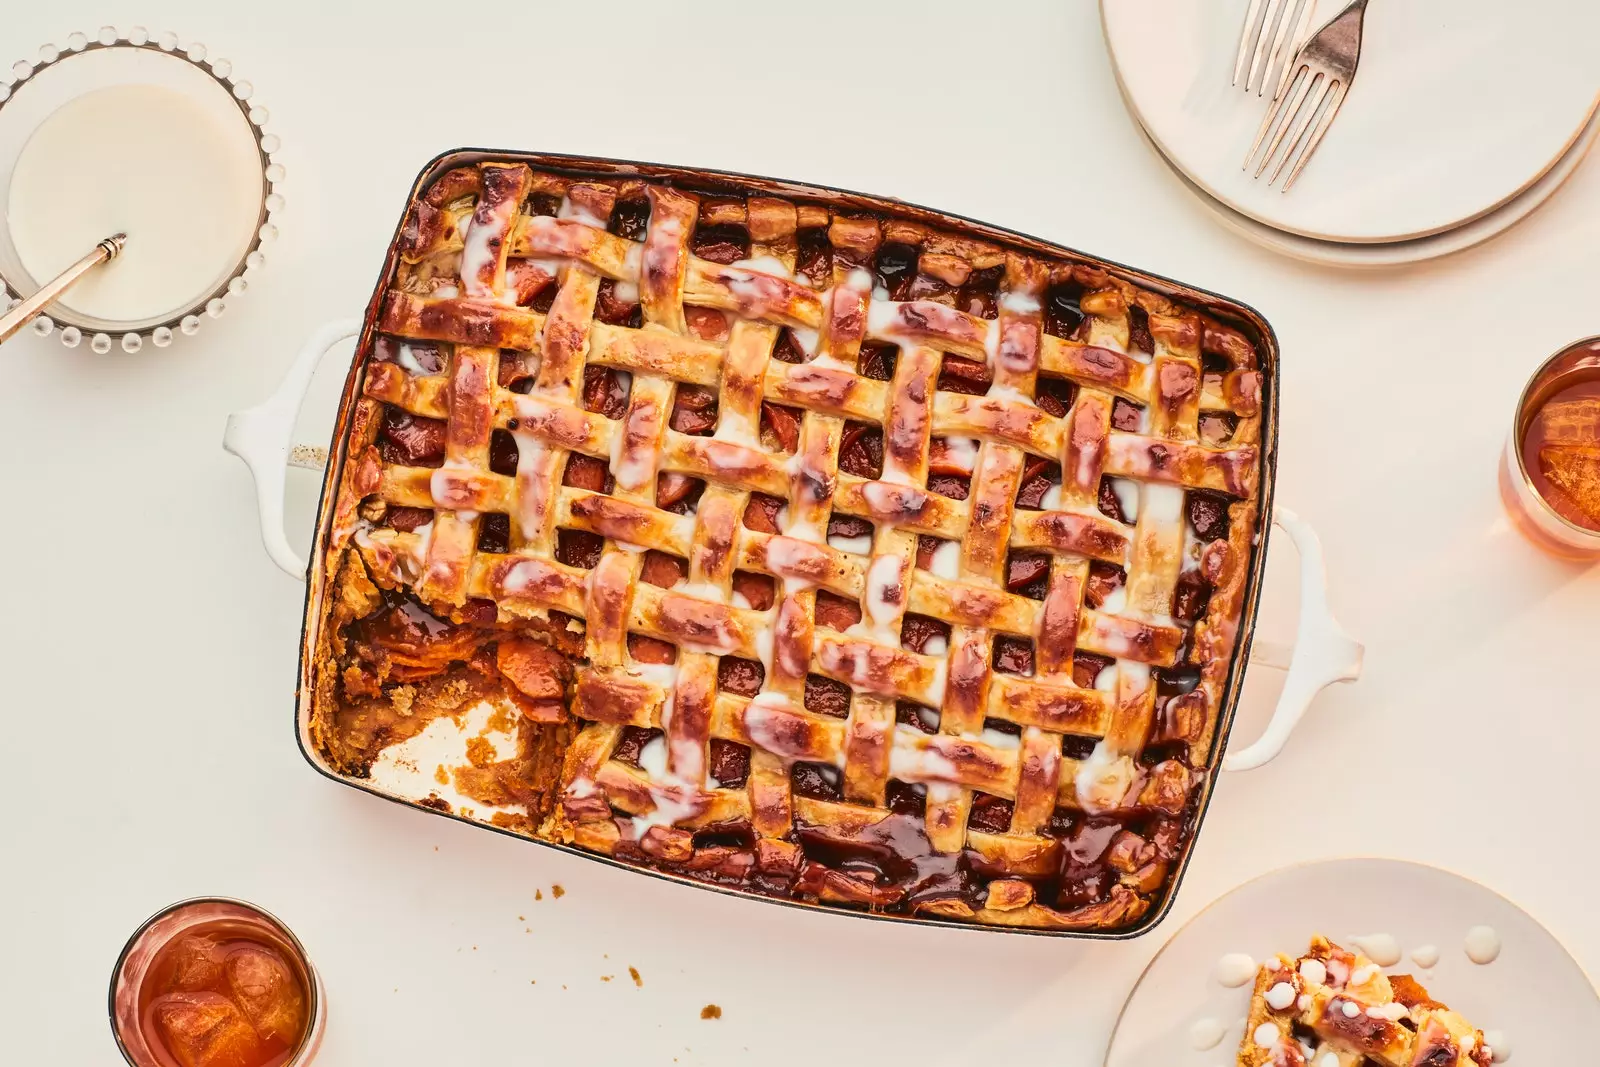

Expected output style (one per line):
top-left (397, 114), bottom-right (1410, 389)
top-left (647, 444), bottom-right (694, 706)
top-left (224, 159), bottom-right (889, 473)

top-left (315, 159), bottom-right (1267, 930)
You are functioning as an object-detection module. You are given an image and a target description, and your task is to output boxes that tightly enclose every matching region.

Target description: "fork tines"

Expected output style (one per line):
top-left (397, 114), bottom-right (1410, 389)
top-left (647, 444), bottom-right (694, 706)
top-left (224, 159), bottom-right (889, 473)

top-left (1242, 0), bottom-right (1368, 192)
top-left (1233, 0), bottom-right (1317, 97)
top-left (1243, 63), bottom-right (1349, 191)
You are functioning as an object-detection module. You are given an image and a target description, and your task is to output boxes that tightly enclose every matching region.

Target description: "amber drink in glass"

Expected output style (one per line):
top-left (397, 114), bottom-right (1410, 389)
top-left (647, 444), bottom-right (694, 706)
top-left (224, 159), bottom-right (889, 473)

top-left (1499, 336), bottom-right (1600, 559)
top-left (109, 898), bottom-right (324, 1067)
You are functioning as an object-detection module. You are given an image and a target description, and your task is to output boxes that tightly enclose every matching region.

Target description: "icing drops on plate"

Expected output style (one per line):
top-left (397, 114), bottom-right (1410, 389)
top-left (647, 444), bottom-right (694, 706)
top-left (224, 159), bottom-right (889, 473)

top-left (1409, 943), bottom-right (1440, 969)
top-left (1349, 932), bottom-right (1402, 967)
top-left (1187, 1016), bottom-right (1226, 1051)
top-left (1465, 925), bottom-right (1502, 964)
top-left (1213, 952), bottom-right (1258, 987)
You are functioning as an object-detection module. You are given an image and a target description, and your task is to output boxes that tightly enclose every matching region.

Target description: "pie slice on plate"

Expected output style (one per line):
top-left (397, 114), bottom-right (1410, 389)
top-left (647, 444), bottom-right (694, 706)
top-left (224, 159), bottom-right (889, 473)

top-left (1238, 935), bottom-right (1493, 1066)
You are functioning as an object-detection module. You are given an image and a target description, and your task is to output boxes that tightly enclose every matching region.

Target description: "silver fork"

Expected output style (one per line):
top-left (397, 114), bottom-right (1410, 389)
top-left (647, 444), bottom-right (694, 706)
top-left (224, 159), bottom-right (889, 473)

top-left (1243, 0), bottom-right (1370, 191)
top-left (1233, 0), bottom-right (1318, 97)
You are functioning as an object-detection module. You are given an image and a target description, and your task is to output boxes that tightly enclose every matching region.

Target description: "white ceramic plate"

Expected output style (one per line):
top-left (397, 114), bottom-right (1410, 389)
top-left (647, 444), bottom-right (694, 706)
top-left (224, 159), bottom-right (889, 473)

top-left (1141, 95), bottom-right (1600, 268)
top-left (1101, 0), bottom-right (1600, 243)
top-left (1104, 858), bottom-right (1599, 1066)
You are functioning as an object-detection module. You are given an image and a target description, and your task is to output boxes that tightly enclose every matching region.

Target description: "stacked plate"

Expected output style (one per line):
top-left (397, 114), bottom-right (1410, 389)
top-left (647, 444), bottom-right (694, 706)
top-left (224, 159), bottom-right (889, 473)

top-left (1101, 0), bottom-right (1600, 267)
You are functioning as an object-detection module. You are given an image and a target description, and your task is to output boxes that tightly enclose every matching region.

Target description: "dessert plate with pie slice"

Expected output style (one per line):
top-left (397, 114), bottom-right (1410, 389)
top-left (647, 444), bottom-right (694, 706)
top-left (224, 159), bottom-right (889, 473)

top-left (1101, 0), bottom-right (1600, 246)
top-left (1104, 858), bottom-right (1600, 1065)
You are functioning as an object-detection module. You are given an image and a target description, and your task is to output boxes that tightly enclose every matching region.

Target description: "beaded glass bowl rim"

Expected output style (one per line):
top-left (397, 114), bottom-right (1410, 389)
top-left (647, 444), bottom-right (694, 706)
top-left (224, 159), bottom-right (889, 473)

top-left (0, 25), bottom-right (281, 353)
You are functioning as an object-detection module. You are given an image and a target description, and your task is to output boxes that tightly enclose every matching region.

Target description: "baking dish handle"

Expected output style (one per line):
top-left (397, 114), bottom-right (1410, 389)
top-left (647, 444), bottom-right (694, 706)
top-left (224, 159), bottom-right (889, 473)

top-left (222, 318), bottom-right (362, 578)
top-left (1221, 506), bottom-right (1364, 771)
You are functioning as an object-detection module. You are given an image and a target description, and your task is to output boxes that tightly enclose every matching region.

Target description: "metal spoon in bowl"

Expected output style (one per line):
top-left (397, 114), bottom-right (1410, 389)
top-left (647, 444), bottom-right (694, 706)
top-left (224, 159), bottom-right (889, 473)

top-left (0, 232), bottom-right (126, 344)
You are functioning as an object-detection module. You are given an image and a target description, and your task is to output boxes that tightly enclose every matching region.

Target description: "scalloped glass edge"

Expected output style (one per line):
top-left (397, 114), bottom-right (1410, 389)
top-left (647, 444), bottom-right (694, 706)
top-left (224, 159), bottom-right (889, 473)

top-left (0, 25), bottom-right (281, 350)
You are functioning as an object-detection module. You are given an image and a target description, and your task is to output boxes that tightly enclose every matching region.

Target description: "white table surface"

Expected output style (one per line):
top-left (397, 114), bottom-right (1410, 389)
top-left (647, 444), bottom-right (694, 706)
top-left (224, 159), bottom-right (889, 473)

top-left (4, 3), bottom-right (1597, 1065)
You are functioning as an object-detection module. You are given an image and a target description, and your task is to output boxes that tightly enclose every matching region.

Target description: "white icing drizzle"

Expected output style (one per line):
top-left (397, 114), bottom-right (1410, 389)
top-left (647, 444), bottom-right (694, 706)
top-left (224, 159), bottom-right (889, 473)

top-left (557, 196), bottom-right (607, 230)
top-left (1464, 925), bottom-right (1501, 964)
top-left (814, 350), bottom-right (859, 373)
top-left (752, 626), bottom-right (775, 673)
top-left (432, 284), bottom-right (460, 299)
top-left (764, 536), bottom-right (821, 595)
top-left (827, 532), bottom-right (873, 555)
top-left (429, 460), bottom-right (477, 511)
top-left (674, 579), bottom-right (728, 605)
top-left (863, 554), bottom-right (904, 631)
top-left (1264, 982), bottom-right (1296, 1011)
top-left (984, 382), bottom-right (1037, 407)
top-left (976, 727), bottom-right (1021, 750)
top-left (1097, 585), bottom-right (1128, 616)
top-left (940, 436), bottom-right (980, 474)
top-left (789, 325), bottom-right (820, 357)
top-left (614, 279), bottom-right (640, 304)
top-left (458, 211), bottom-right (500, 297)
top-left (928, 540), bottom-right (960, 579)
top-left (982, 318), bottom-right (1001, 364)
top-left (922, 634), bottom-right (948, 656)
top-left (629, 789), bottom-right (699, 836)
top-left (1350, 933), bottom-right (1402, 967)
top-left (1349, 964), bottom-right (1378, 987)
top-left (888, 729), bottom-right (962, 783)
top-left (1139, 481), bottom-right (1185, 529)
top-left (999, 290), bottom-right (1042, 315)
top-left (1039, 481), bottom-right (1063, 510)
top-left (726, 254), bottom-right (793, 279)
top-left (1110, 478), bottom-right (1141, 522)
top-left (636, 735), bottom-right (668, 778)
top-left (723, 269), bottom-right (777, 308)
top-left (394, 343), bottom-right (434, 376)
top-left (1093, 663), bottom-right (1119, 692)
top-left (1340, 1001), bottom-right (1361, 1018)
top-left (1365, 1002), bottom-right (1408, 1021)
top-left (512, 431), bottom-right (550, 535)
top-left (1297, 959), bottom-right (1327, 985)
top-left (743, 692), bottom-right (808, 758)
top-left (1213, 954), bottom-right (1258, 987)
top-left (864, 299), bottom-right (911, 339)
top-left (609, 414), bottom-right (655, 493)
top-left (781, 512), bottom-right (823, 544)
top-left (1074, 738), bottom-right (1134, 814)
top-left (1409, 944), bottom-right (1440, 969)
top-left (1252, 1022), bottom-right (1280, 1047)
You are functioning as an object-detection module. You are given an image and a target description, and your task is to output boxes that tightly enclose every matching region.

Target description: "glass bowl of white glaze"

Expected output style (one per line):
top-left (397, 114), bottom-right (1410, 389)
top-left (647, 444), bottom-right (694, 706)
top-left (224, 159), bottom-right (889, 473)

top-left (0, 26), bottom-right (281, 352)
